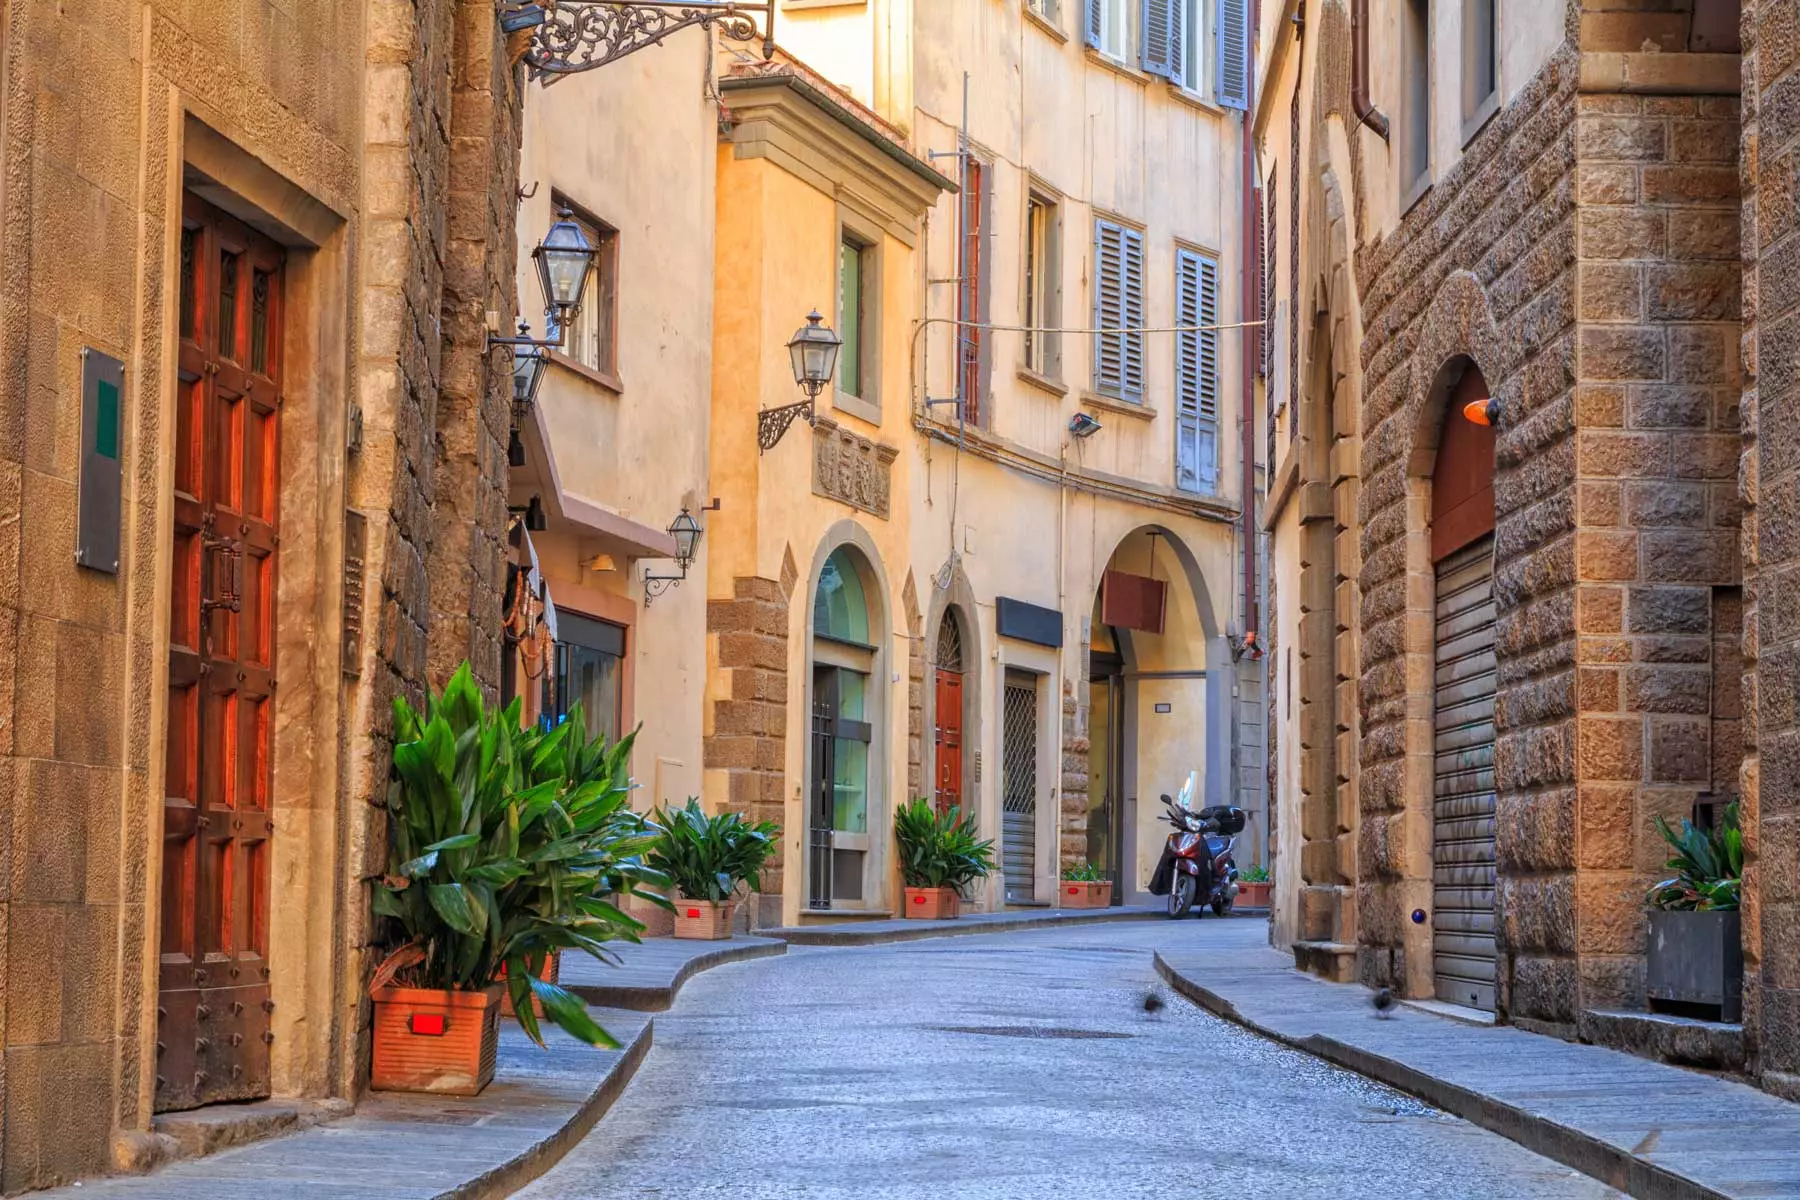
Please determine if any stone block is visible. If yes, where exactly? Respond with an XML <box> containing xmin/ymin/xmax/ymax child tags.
<box><xmin>1579</xmin><ymin>782</ymin><xmax>1637</xmax><ymax>869</ymax></box>
<box><xmin>1579</xmin><ymin>262</ymin><xmax>1644</xmax><ymax>321</ymax></box>
<box><xmin>1668</xmin><ymin>208</ymin><xmax>1741</xmax><ymax>260</ymax></box>
<box><xmin>1577</xmin><ymin>115</ymin><xmax>1669</xmax><ymax>161</ymax></box>
<box><xmin>1582</xmin><ymin>327</ymin><xmax>1668</xmax><ymax>381</ymax></box>
<box><xmin>1668</xmin><ymin>325</ymin><xmax>1738</xmax><ymax>383</ymax></box>
<box><xmin>1579</xmin><ymin>530</ymin><xmax>1641</xmax><ymax>581</ymax></box>
<box><xmin>1580</xmin><ymin>715</ymin><xmax>1645</xmax><ymax>780</ymax></box>
<box><xmin>1578</xmin><ymin>871</ymin><xmax>1648</xmax><ymax>955</ymax></box>
<box><xmin>1624</xmin><ymin>480</ymin><xmax>1709</xmax><ymax>526</ymax></box>
<box><xmin>1646</xmin><ymin>263</ymin><xmax>1742</xmax><ymax>321</ymax></box>
<box><xmin>1625</xmin><ymin>664</ymin><xmax>1713</xmax><ymax>713</ymax></box>
<box><xmin>1579</xmin><ymin>208</ymin><xmax>1666</xmax><ymax>259</ymax></box>
<box><xmin>1579</xmin><ymin>665</ymin><xmax>1623</xmax><ymax>711</ymax></box>
<box><xmin>1626</xmin><ymin>585</ymin><xmax>1711</xmax><ymax>632</ymax></box>
<box><xmin>1648</xmin><ymin>715</ymin><xmax>1711</xmax><ymax>780</ymax></box>
<box><xmin>1577</xmin><ymin>163</ymin><xmax>1639</xmax><ymax>204</ymax></box>
<box><xmin>1643</xmin><ymin>165</ymin><xmax>1741</xmax><ymax>206</ymax></box>
<box><xmin>1575</xmin><ymin>383</ymin><xmax>1628</xmax><ymax>427</ymax></box>
<box><xmin>1643</xmin><ymin>529</ymin><xmax>1739</xmax><ymax>581</ymax></box>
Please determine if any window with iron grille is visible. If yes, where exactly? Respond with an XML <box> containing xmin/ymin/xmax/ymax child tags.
<box><xmin>1092</xmin><ymin>218</ymin><xmax>1146</xmax><ymax>402</ymax></box>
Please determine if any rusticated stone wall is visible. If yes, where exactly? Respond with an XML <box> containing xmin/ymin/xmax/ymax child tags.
<box><xmin>1741</xmin><ymin>0</ymin><xmax>1800</xmax><ymax>1101</ymax></box>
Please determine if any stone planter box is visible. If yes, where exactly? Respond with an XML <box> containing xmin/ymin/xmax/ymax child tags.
<box><xmin>371</xmin><ymin>984</ymin><xmax>503</xmax><ymax>1096</ymax></box>
<box><xmin>1236</xmin><ymin>881</ymin><xmax>1272</xmax><ymax>908</ymax></box>
<box><xmin>1647</xmin><ymin>909</ymin><xmax>1743</xmax><ymax>1022</ymax></box>
<box><xmin>673</xmin><ymin>896</ymin><xmax>734</xmax><ymax>941</ymax></box>
<box><xmin>903</xmin><ymin>887</ymin><xmax>960</xmax><ymax>919</ymax></box>
<box><xmin>1059</xmin><ymin>880</ymin><xmax>1113</xmax><ymax>909</ymax></box>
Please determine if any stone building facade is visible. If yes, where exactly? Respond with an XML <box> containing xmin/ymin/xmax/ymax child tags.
<box><xmin>1262</xmin><ymin>0</ymin><xmax>1788</xmax><ymax>1091</ymax></box>
<box><xmin>0</xmin><ymin>0</ymin><xmax>525</xmax><ymax>1190</ymax></box>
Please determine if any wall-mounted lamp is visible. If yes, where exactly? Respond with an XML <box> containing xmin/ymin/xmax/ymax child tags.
<box><xmin>643</xmin><ymin>500</ymin><xmax>720</xmax><ymax>604</ymax></box>
<box><xmin>758</xmin><ymin>311</ymin><xmax>842</xmax><ymax>453</ymax></box>
<box><xmin>1069</xmin><ymin>412</ymin><xmax>1103</xmax><ymax>440</ymax></box>
<box><xmin>508</xmin><ymin>495</ymin><xmax>549</xmax><ymax>533</ymax></box>
<box><xmin>509</xmin><ymin>1</ymin><xmax>775</xmax><ymax>79</ymax></box>
<box><xmin>1462</xmin><ymin>396</ymin><xmax>1500</xmax><ymax>427</ymax></box>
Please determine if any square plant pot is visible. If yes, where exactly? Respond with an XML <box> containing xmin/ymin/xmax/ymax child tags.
<box><xmin>1648</xmin><ymin>908</ymin><xmax>1743</xmax><ymax>1022</ymax></box>
<box><xmin>371</xmin><ymin>984</ymin><xmax>504</xmax><ymax>1096</ymax></box>
<box><xmin>904</xmin><ymin>887</ymin><xmax>960</xmax><ymax>919</ymax></box>
<box><xmin>673</xmin><ymin>897</ymin><xmax>734</xmax><ymax>940</ymax></box>
<box><xmin>1237</xmin><ymin>882</ymin><xmax>1272</xmax><ymax>908</ymax></box>
<box><xmin>1059</xmin><ymin>881</ymin><xmax>1112</xmax><ymax>909</ymax></box>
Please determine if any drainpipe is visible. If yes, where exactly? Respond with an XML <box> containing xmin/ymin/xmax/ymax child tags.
<box><xmin>1352</xmin><ymin>0</ymin><xmax>1391</xmax><ymax>140</ymax></box>
<box><xmin>1241</xmin><ymin>0</ymin><xmax>1261</xmax><ymax>646</ymax></box>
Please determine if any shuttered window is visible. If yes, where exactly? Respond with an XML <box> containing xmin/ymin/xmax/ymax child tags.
<box><xmin>1175</xmin><ymin>247</ymin><xmax>1219</xmax><ymax>494</ymax></box>
<box><xmin>1142</xmin><ymin>0</ymin><xmax>1184</xmax><ymax>80</ymax></box>
<box><xmin>1217</xmin><ymin>0</ymin><xmax>1249</xmax><ymax>108</ymax></box>
<box><xmin>1092</xmin><ymin>219</ymin><xmax>1146</xmax><ymax>402</ymax></box>
<box><xmin>1085</xmin><ymin>0</ymin><xmax>1131</xmax><ymax>58</ymax></box>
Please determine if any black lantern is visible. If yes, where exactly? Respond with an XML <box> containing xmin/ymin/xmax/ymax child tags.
<box><xmin>525</xmin><ymin>495</ymin><xmax>548</xmax><ymax>532</ymax></box>
<box><xmin>507</xmin><ymin>426</ymin><xmax>527</xmax><ymax>467</ymax></box>
<box><xmin>511</xmin><ymin>321</ymin><xmax>548</xmax><ymax>406</ymax></box>
<box><xmin>786</xmin><ymin>310</ymin><xmax>842</xmax><ymax>400</ymax></box>
<box><xmin>533</xmin><ymin>206</ymin><xmax>596</xmax><ymax>318</ymax></box>
<box><xmin>668</xmin><ymin>508</ymin><xmax>703</xmax><ymax>570</ymax></box>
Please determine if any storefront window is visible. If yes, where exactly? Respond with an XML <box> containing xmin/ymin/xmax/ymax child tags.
<box><xmin>830</xmin><ymin>668</ymin><xmax>869</xmax><ymax>833</ymax></box>
<box><xmin>546</xmin><ymin>610</ymin><xmax>625</xmax><ymax>744</ymax></box>
<box><xmin>814</xmin><ymin>549</ymin><xmax>871</xmax><ymax>644</ymax></box>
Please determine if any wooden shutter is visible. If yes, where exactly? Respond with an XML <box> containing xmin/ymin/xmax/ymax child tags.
<box><xmin>1086</xmin><ymin>0</ymin><xmax>1105</xmax><ymax>46</ymax></box>
<box><xmin>1142</xmin><ymin>0</ymin><xmax>1177</xmax><ymax>77</ymax></box>
<box><xmin>1093</xmin><ymin>219</ymin><xmax>1125</xmax><ymax>396</ymax></box>
<box><xmin>1218</xmin><ymin>0</ymin><xmax>1249</xmax><ymax>108</ymax></box>
<box><xmin>1175</xmin><ymin>248</ymin><xmax>1219</xmax><ymax>495</ymax></box>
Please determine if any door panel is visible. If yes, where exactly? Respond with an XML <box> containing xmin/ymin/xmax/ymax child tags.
<box><xmin>1002</xmin><ymin>677</ymin><xmax>1039</xmax><ymax>903</ymax></box>
<box><xmin>933</xmin><ymin>669</ymin><xmax>963</xmax><ymax>816</ymax></box>
<box><xmin>158</xmin><ymin>194</ymin><xmax>283</xmax><ymax>1112</ymax></box>
<box><xmin>1432</xmin><ymin>536</ymin><xmax>1498</xmax><ymax>1012</ymax></box>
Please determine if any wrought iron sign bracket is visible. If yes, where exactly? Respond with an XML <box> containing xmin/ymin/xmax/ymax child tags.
<box><xmin>757</xmin><ymin>399</ymin><xmax>815</xmax><ymax>454</ymax></box>
<box><xmin>505</xmin><ymin>1</ymin><xmax>776</xmax><ymax>80</ymax></box>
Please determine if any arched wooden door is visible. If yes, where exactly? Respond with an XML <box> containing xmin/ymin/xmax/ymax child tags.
<box><xmin>1431</xmin><ymin>365</ymin><xmax>1498</xmax><ymax>1011</ymax></box>
<box><xmin>933</xmin><ymin>612</ymin><xmax>965</xmax><ymax>816</ymax></box>
<box><xmin>159</xmin><ymin>193</ymin><xmax>284</xmax><ymax>1110</ymax></box>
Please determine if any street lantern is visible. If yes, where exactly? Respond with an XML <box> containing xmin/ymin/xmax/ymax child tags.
<box><xmin>511</xmin><ymin>322</ymin><xmax>548</xmax><ymax>407</ymax></box>
<box><xmin>533</xmin><ymin>206</ymin><xmax>596</xmax><ymax>318</ymax></box>
<box><xmin>668</xmin><ymin>508</ymin><xmax>703</xmax><ymax>571</ymax></box>
<box><xmin>787</xmin><ymin>310</ymin><xmax>842</xmax><ymax>399</ymax></box>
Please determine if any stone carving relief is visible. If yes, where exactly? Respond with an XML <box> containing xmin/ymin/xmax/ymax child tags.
<box><xmin>812</xmin><ymin>415</ymin><xmax>898</xmax><ymax>518</ymax></box>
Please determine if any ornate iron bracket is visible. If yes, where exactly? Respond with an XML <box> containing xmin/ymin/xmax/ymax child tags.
<box><xmin>757</xmin><ymin>399</ymin><xmax>815</xmax><ymax>454</ymax></box>
<box><xmin>513</xmin><ymin>1</ymin><xmax>775</xmax><ymax>79</ymax></box>
<box><xmin>642</xmin><ymin>565</ymin><xmax>687</xmax><ymax>605</ymax></box>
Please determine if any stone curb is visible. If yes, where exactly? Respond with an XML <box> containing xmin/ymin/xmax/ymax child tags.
<box><xmin>1152</xmin><ymin>952</ymin><xmax>1731</xmax><ymax>1200</ymax></box>
<box><xmin>767</xmin><ymin>905</ymin><xmax>1200</xmax><ymax>946</ymax></box>
<box><xmin>565</xmin><ymin>938</ymin><xmax>788</xmax><ymax>1011</ymax></box>
<box><xmin>442</xmin><ymin>1018</ymin><xmax>655</xmax><ymax>1200</ymax></box>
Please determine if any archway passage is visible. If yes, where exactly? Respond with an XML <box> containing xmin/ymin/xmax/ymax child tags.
<box><xmin>933</xmin><ymin>612</ymin><xmax>965</xmax><ymax>817</ymax></box>
<box><xmin>1430</xmin><ymin>365</ymin><xmax>1498</xmax><ymax>1011</ymax></box>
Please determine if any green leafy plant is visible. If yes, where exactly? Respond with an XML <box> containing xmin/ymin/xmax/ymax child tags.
<box><xmin>1061</xmin><ymin>860</ymin><xmax>1104</xmax><ymax>882</ymax></box>
<box><xmin>893</xmin><ymin>798</ymin><xmax>996</xmax><ymax>895</ymax></box>
<box><xmin>1239</xmin><ymin>863</ymin><xmax>1270</xmax><ymax>883</ymax></box>
<box><xmin>1648</xmin><ymin>802</ymin><xmax>1742</xmax><ymax>912</ymax></box>
<box><xmin>646</xmin><ymin>799</ymin><xmax>780</xmax><ymax>903</ymax></box>
<box><xmin>371</xmin><ymin>663</ymin><xmax>669</xmax><ymax>1050</ymax></box>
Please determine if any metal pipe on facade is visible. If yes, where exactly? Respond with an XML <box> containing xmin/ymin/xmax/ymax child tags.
<box><xmin>1352</xmin><ymin>0</ymin><xmax>1391</xmax><ymax>140</ymax></box>
<box><xmin>1240</xmin><ymin>0</ymin><xmax>1261</xmax><ymax>645</ymax></box>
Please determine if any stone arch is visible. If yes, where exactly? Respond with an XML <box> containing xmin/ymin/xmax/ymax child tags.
<box><xmin>1403</xmin><ymin>272</ymin><xmax>1507</xmax><ymax>478</ymax></box>
<box><xmin>922</xmin><ymin>556</ymin><xmax>983</xmax><ymax>824</ymax></box>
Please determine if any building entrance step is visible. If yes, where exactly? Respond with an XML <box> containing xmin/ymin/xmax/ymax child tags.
<box><xmin>1580</xmin><ymin>1008</ymin><xmax>1746</xmax><ymax>1074</ymax></box>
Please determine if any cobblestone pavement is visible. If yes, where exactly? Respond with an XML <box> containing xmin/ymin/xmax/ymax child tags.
<box><xmin>513</xmin><ymin>922</ymin><xmax>1618</xmax><ymax>1199</ymax></box>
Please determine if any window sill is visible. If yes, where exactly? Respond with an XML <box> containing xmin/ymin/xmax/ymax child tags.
<box><xmin>550</xmin><ymin>352</ymin><xmax>624</xmax><ymax>396</ymax></box>
<box><xmin>1081</xmin><ymin>390</ymin><xmax>1155</xmax><ymax>420</ymax></box>
<box><xmin>1400</xmin><ymin>172</ymin><xmax>1432</xmax><ymax>218</ymax></box>
<box><xmin>1016</xmin><ymin>365</ymin><xmax>1070</xmax><ymax>397</ymax></box>
<box><xmin>1084</xmin><ymin>48</ymin><xmax>1151</xmax><ymax>87</ymax></box>
<box><xmin>1168</xmin><ymin>83</ymin><xmax>1225</xmax><ymax>117</ymax></box>
<box><xmin>1461</xmin><ymin>92</ymin><xmax>1500</xmax><ymax>149</ymax></box>
<box><xmin>1023</xmin><ymin>4</ymin><xmax>1067</xmax><ymax>42</ymax></box>
<box><xmin>831</xmin><ymin>389</ymin><xmax>882</xmax><ymax>428</ymax></box>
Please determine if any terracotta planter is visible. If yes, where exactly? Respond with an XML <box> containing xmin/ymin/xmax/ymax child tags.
<box><xmin>904</xmin><ymin>887</ymin><xmax>960</xmax><ymax>919</ymax></box>
<box><xmin>500</xmin><ymin>951</ymin><xmax>560</xmax><ymax>1019</ymax></box>
<box><xmin>371</xmin><ymin>983</ymin><xmax>504</xmax><ymax>1096</ymax></box>
<box><xmin>1059</xmin><ymin>880</ymin><xmax>1113</xmax><ymax>909</ymax></box>
<box><xmin>672</xmin><ymin>896</ymin><xmax>734</xmax><ymax>940</ymax></box>
<box><xmin>1237</xmin><ymin>881</ymin><xmax>1272</xmax><ymax>908</ymax></box>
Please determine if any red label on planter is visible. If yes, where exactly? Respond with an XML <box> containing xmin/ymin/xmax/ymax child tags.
<box><xmin>1068</xmin><ymin>886</ymin><xmax>1080</xmax><ymax>895</ymax></box>
<box><xmin>686</xmin><ymin>908</ymin><xmax>701</xmax><ymax>919</ymax></box>
<box><xmin>913</xmin><ymin>895</ymin><xmax>926</xmax><ymax>904</ymax></box>
<box><xmin>408</xmin><ymin>1013</ymin><xmax>447</xmax><ymax>1036</ymax></box>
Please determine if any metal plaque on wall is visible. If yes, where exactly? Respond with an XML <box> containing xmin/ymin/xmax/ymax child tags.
<box><xmin>76</xmin><ymin>348</ymin><xmax>125</xmax><ymax>573</ymax></box>
<box><xmin>342</xmin><ymin>509</ymin><xmax>367</xmax><ymax>677</ymax></box>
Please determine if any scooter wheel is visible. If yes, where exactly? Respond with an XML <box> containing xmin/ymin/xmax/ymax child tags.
<box><xmin>1169</xmin><ymin>874</ymin><xmax>1196</xmax><ymax>918</ymax></box>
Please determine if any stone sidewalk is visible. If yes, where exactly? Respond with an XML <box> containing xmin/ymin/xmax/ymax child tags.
<box><xmin>559</xmin><ymin>934</ymin><xmax>784</xmax><ymax>1009</ymax></box>
<box><xmin>1155</xmin><ymin>923</ymin><xmax>1800</xmax><ymax>1200</ymax></box>
<box><xmin>764</xmin><ymin>902</ymin><xmax>1173</xmax><ymax>945</ymax></box>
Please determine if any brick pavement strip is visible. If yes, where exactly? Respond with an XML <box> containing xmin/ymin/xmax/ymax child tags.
<box><xmin>1153</xmin><ymin>924</ymin><xmax>1800</xmax><ymax>1200</ymax></box>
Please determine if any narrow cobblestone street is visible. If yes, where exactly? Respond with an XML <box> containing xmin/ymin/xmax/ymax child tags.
<box><xmin>514</xmin><ymin>924</ymin><xmax>1617</xmax><ymax>1199</ymax></box>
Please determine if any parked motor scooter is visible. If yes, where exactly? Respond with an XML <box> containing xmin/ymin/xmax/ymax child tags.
<box><xmin>1146</xmin><ymin>778</ymin><xmax>1245</xmax><ymax>918</ymax></box>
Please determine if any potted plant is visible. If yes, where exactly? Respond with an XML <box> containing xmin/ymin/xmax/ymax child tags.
<box><xmin>1236</xmin><ymin>863</ymin><xmax>1272</xmax><ymax>909</ymax></box>
<box><xmin>1646</xmin><ymin>802</ymin><xmax>1744</xmax><ymax>1022</ymax></box>
<box><xmin>648</xmin><ymin>799</ymin><xmax>780</xmax><ymax>940</ymax></box>
<box><xmin>368</xmin><ymin>665</ymin><xmax>668</xmax><ymax>1095</ymax></box>
<box><xmin>1059</xmin><ymin>861</ymin><xmax>1113</xmax><ymax>909</ymax></box>
<box><xmin>894</xmin><ymin>798</ymin><xmax>996</xmax><ymax>919</ymax></box>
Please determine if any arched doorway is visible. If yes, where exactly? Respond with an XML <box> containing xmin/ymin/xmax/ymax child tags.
<box><xmin>809</xmin><ymin>545</ymin><xmax>885</xmax><ymax>910</ymax></box>
<box><xmin>933</xmin><ymin>610</ymin><xmax>966</xmax><ymax>816</ymax></box>
<box><xmin>1430</xmin><ymin>364</ymin><xmax>1498</xmax><ymax>1010</ymax></box>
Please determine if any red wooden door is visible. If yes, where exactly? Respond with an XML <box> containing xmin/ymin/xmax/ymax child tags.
<box><xmin>934</xmin><ymin>670</ymin><xmax>964</xmax><ymax>816</ymax></box>
<box><xmin>159</xmin><ymin>193</ymin><xmax>284</xmax><ymax>1112</ymax></box>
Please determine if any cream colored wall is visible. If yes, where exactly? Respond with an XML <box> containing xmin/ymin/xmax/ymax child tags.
<box><xmin>515</xmin><ymin>28</ymin><xmax>717</xmax><ymax>808</ymax></box>
<box><xmin>1270</xmin><ymin>500</ymin><xmax>1304</xmax><ymax>948</ymax></box>
<box><xmin>706</xmin><ymin>150</ymin><xmax>922</xmax><ymax>925</ymax></box>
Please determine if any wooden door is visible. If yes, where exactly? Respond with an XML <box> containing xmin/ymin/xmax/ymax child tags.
<box><xmin>933</xmin><ymin>669</ymin><xmax>963</xmax><ymax>816</ymax></box>
<box><xmin>159</xmin><ymin>193</ymin><xmax>284</xmax><ymax>1111</ymax></box>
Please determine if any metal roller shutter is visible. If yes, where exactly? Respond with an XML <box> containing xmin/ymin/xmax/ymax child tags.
<box><xmin>1002</xmin><ymin>678</ymin><xmax>1039</xmax><ymax>903</ymax></box>
<box><xmin>1433</xmin><ymin>535</ymin><xmax>1498</xmax><ymax>1011</ymax></box>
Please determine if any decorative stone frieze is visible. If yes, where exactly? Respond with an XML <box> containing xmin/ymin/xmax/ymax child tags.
<box><xmin>812</xmin><ymin>415</ymin><xmax>899</xmax><ymax>519</ymax></box>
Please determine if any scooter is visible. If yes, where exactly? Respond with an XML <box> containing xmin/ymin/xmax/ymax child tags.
<box><xmin>1147</xmin><ymin>779</ymin><xmax>1245</xmax><ymax>919</ymax></box>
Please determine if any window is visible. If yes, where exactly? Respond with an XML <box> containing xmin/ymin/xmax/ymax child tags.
<box><xmin>1027</xmin><ymin>0</ymin><xmax>1059</xmax><ymax>20</ymax></box>
<box><xmin>838</xmin><ymin>235</ymin><xmax>869</xmax><ymax>399</ymax></box>
<box><xmin>1463</xmin><ymin>0</ymin><xmax>1497</xmax><ymax>133</ymax></box>
<box><xmin>1092</xmin><ymin>218</ymin><xmax>1146</xmax><ymax>401</ymax></box>
<box><xmin>556</xmin><ymin>204</ymin><xmax>619</xmax><ymax>378</ymax></box>
<box><xmin>1178</xmin><ymin>0</ymin><xmax>1204</xmax><ymax>92</ymax></box>
<box><xmin>546</xmin><ymin>611</ymin><xmax>626</xmax><ymax>745</ymax></box>
<box><xmin>1175</xmin><ymin>247</ymin><xmax>1220</xmax><ymax>494</ymax></box>
<box><xmin>1141</xmin><ymin>0</ymin><xmax>1201</xmax><ymax>91</ymax></box>
<box><xmin>1084</xmin><ymin>0</ymin><xmax>1135</xmax><ymax>60</ymax></box>
<box><xmin>814</xmin><ymin>550</ymin><xmax>872</xmax><ymax>644</ymax></box>
<box><xmin>957</xmin><ymin>159</ymin><xmax>988</xmax><ymax>424</ymax></box>
<box><xmin>1024</xmin><ymin>191</ymin><xmax>1062</xmax><ymax>378</ymax></box>
<box><xmin>1402</xmin><ymin>0</ymin><xmax>1431</xmax><ymax>197</ymax></box>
